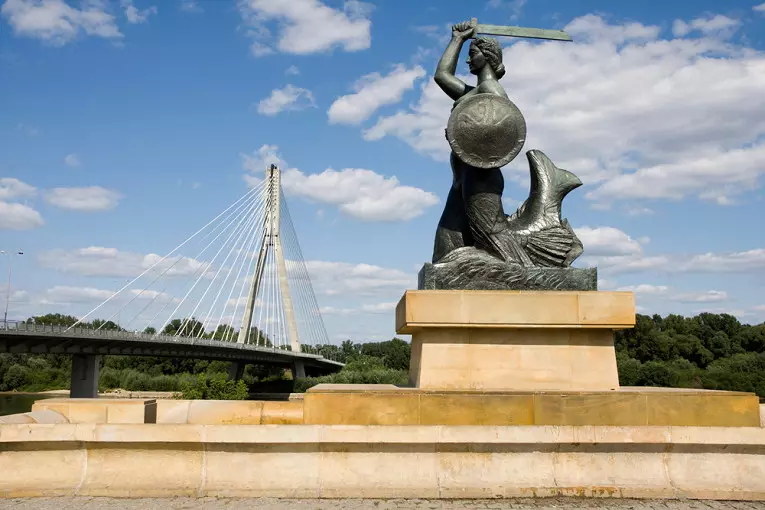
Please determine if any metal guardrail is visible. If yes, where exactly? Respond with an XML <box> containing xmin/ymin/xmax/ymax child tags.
<box><xmin>0</xmin><ymin>320</ymin><xmax>343</xmax><ymax>366</ymax></box>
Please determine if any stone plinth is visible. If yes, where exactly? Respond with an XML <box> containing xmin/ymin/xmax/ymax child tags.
<box><xmin>396</xmin><ymin>290</ymin><xmax>634</xmax><ymax>391</ymax></box>
<box><xmin>303</xmin><ymin>384</ymin><xmax>761</xmax><ymax>427</ymax></box>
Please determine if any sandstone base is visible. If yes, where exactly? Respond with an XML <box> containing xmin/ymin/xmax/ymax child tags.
<box><xmin>303</xmin><ymin>385</ymin><xmax>761</xmax><ymax>427</ymax></box>
<box><xmin>396</xmin><ymin>290</ymin><xmax>635</xmax><ymax>391</ymax></box>
<box><xmin>2</xmin><ymin>423</ymin><xmax>765</xmax><ymax>499</ymax></box>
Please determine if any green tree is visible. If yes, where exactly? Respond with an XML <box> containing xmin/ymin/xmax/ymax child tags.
<box><xmin>26</xmin><ymin>314</ymin><xmax>80</xmax><ymax>327</ymax></box>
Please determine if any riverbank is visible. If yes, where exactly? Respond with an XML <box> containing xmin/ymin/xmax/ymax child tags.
<box><xmin>0</xmin><ymin>389</ymin><xmax>177</xmax><ymax>399</ymax></box>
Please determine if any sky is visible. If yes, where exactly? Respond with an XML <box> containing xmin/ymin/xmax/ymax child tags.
<box><xmin>1</xmin><ymin>0</ymin><xmax>765</xmax><ymax>346</ymax></box>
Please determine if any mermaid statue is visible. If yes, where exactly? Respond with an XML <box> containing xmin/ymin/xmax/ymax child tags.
<box><xmin>421</xmin><ymin>21</ymin><xmax>596</xmax><ymax>291</ymax></box>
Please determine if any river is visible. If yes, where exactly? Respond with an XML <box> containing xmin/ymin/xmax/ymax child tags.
<box><xmin>0</xmin><ymin>394</ymin><xmax>55</xmax><ymax>416</ymax></box>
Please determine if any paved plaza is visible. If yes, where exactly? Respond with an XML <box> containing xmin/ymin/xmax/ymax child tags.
<box><xmin>1</xmin><ymin>499</ymin><xmax>764</xmax><ymax>510</ymax></box>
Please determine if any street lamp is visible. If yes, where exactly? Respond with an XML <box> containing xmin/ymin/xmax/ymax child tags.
<box><xmin>1</xmin><ymin>250</ymin><xmax>24</xmax><ymax>326</ymax></box>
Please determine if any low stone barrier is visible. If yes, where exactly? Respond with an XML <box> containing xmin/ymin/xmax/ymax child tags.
<box><xmin>156</xmin><ymin>400</ymin><xmax>302</xmax><ymax>424</ymax></box>
<box><xmin>30</xmin><ymin>399</ymin><xmax>303</xmax><ymax>425</ymax></box>
<box><xmin>1</xmin><ymin>424</ymin><xmax>764</xmax><ymax>499</ymax></box>
<box><xmin>0</xmin><ymin>410</ymin><xmax>68</xmax><ymax>424</ymax></box>
<box><xmin>33</xmin><ymin>398</ymin><xmax>157</xmax><ymax>424</ymax></box>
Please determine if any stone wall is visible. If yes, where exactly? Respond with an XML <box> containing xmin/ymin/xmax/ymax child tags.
<box><xmin>1</xmin><ymin>423</ymin><xmax>764</xmax><ymax>499</ymax></box>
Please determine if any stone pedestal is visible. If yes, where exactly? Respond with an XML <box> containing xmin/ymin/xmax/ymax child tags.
<box><xmin>396</xmin><ymin>290</ymin><xmax>635</xmax><ymax>391</ymax></box>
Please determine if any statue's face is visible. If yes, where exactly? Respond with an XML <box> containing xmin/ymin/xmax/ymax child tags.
<box><xmin>467</xmin><ymin>43</ymin><xmax>486</xmax><ymax>74</ymax></box>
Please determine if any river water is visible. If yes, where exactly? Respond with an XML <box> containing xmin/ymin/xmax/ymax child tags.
<box><xmin>0</xmin><ymin>394</ymin><xmax>55</xmax><ymax>416</ymax></box>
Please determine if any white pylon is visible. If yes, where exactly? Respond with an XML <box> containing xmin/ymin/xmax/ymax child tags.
<box><xmin>237</xmin><ymin>165</ymin><xmax>301</xmax><ymax>351</ymax></box>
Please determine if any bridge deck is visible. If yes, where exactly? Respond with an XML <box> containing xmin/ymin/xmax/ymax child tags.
<box><xmin>0</xmin><ymin>323</ymin><xmax>343</xmax><ymax>373</ymax></box>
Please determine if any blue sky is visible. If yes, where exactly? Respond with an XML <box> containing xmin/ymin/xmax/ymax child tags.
<box><xmin>1</xmin><ymin>0</ymin><xmax>765</xmax><ymax>345</ymax></box>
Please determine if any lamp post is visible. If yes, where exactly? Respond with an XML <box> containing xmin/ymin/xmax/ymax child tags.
<box><xmin>1</xmin><ymin>250</ymin><xmax>24</xmax><ymax>326</ymax></box>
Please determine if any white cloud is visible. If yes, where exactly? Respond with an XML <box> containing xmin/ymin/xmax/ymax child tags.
<box><xmin>38</xmin><ymin>246</ymin><xmax>211</xmax><ymax>278</ymax></box>
<box><xmin>44</xmin><ymin>186</ymin><xmax>121</xmax><ymax>211</ymax></box>
<box><xmin>617</xmin><ymin>284</ymin><xmax>669</xmax><ymax>295</ymax></box>
<box><xmin>238</xmin><ymin>0</ymin><xmax>372</xmax><ymax>56</ymax></box>
<box><xmin>363</xmin><ymin>76</ymin><xmax>452</xmax><ymax>161</ymax></box>
<box><xmin>180</xmin><ymin>0</ymin><xmax>200</xmax><ymax>13</ymax></box>
<box><xmin>64</xmin><ymin>153</ymin><xmax>81</xmax><ymax>167</ymax></box>
<box><xmin>626</xmin><ymin>206</ymin><xmax>654</xmax><ymax>216</ymax></box>
<box><xmin>256</xmin><ymin>84</ymin><xmax>316</xmax><ymax>116</ymax></box>
<box><xmin>361</xmin><ymin>301</ymin><xmax>397</xmax><ymax>313</ymax></box>
<box><xmin>0</xmin><ymin>201</ymin><xmax>44</xmax><ymax>230</ymax></box>
<box><xmin>305</xmin><ymin>260</ymin><xmax>413</xmax><ymax>296</ymax></box>
<box><xmin>242</xmin><ymin>144</ymin><xmax>439</xmax><ymax>221</ymax></box>
<box><xmin>0</xmin><ymin>177</ymin><xmax>36</xmax><ymax>200</ymax></box>
<box><xmin>16</xmin><ymin>123</ymin><xmax>39</xmax><ymax>136</ymax></box>
<box><xmin>487</xmin><ymin>0</ymin><xmax>527</xmax><ymax>20</ymax></box>
<box><xmin>121</xmin><ymin>0</ymin><xmax>155</xmax><ymax>23</ymax></box>
<box><xmin>672</xmin><ymin>15</ymin><xmax>740</xmax><ymax>38</ymax></box>
<box><xmin>285</xmin><ymin>65</ymin><xmax>300</xmax><ymax>75</ymax></box>
<box><xmin>575</xmin><ymin>226</ymin><xmax>643</xmax><ymax>256</ymax></box>
<box><xmin>320</xmin><ymin>301</ymin><xmax>397</xmax><ymax>315</ymax></box>
<box><xmin>587</xmin><ymin>145</ymin><xmax>765</xmax><ymax>205</ymax></box>
<box><xmin>1</xmin><ymin>0</ymin><xmax>122</xmax><ymax>45</ymax></box>
<box><xmin>671</xmin><ymin>290</ymin><xmax>728</xmax><ymax>303</ymax></box>
<box><xmin>42</xmin><ymin>285</ymin><xmax>115</xmax><ymax>305</ymax></box>
<box><xmin>282</xmin><ymin>167</ymin><xmax>439</xmax><ymax>221</ymax></box>
<box><xmin>574</xmin><ymin>226</ymin><xmax>670</xmax><ymax>274</ymax></box>
<box><xmin>677</xmin><ymin>249</ymin><xmax>765</xmax><ymax>273</ymax></box>
<box><xmin>756</xmin><ymin>3</ymin><xmax>765</xmax><ymax>12</ymax></box>
<box><xmin>365</xmin><ymin>14</ymin><xmax>765</xmax><ymax>206</ymax></box>
<box><xmin>328</xmin><ymin>64</ymin><xmax>426</xmax><ymax>125</ymax></box>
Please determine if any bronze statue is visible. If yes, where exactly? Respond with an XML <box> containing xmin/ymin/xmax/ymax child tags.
<box><xmin>421</xmin><ymin>20</ymin><xmax>594</xmax><ymax>291</ymax></box>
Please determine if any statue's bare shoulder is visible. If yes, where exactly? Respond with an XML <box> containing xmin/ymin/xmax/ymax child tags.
<box><xmin>477</xmin><ymin>79</ymin><xmax>508</xmax><ymax>98</ymax></box>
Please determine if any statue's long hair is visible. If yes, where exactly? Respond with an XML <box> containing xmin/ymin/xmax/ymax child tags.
<box><xmin>472</xmin><ymin>37</ymin><xmax>505</xmax><ymax>79</ymax></box>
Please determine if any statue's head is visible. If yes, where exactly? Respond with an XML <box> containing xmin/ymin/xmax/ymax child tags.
<box><xmin>468</xmin><ymin>37</ymin><xmax>505</xmax><ymax>78</ymax></box>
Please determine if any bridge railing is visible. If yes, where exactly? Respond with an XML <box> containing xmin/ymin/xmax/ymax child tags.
<box><xmin>1</xmin><ymin>320</ymin><xmax>296</xmax><ymax>352</ymax></box>
<box><xmin>0</xmin><ymin>319</ymin><xmax>344</xmax><ymax>365</ymax></box>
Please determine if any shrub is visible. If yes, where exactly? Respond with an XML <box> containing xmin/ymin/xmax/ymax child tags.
<box><xmin>176</xmin><ymin>374</ymin><xmax>248</xmax><ymax>400</ymax></box>
<box><xmin>294</xmin><ymin>368</ymin><xmax>408</xmax><ymax>393</ymax></box>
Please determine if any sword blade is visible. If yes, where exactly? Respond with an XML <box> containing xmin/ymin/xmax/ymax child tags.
<box><xmin>475</xmin><ymin>23</ymin><xmax>573</xmax><ymax>42</ymax></box>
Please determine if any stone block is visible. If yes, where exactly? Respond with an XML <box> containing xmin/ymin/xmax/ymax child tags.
<box><xmin>419</xmin><ymin>393</ymin><xmax>534</xmax><ymax>425</ymax></box>
<box><xmin>396</xmin><ymin>290</ymin><xmax>635</xmax><ymax>333</ymax></box>
<box><xmin>33</xmin><ymin>399</ymin><xmax>156</xmax><ymax>424</ymax></box>
<box><xmin>79</xmin><ymin>444</ymin><xmax>203</xmax><ymax>497</ymax></box>
<box><xmin>187</xmin><ymin>400</ymin><xmax>264</xmax><ymax>425</ymax></box>
<box><xmin>319</xmin><ymin>445</ymin><xmax>439</xmax><ymax>498</ymax></box>
<box><xmin>261</xmin><ymin>401</ymin><xmax>303</xmax><ymax>424</ymax></box>
<box><xmin>534</xmin><ymin>392</ymin><xmax>648</xmax><ymax>426</ymax></box>
<box><xmin>411</xmin><ymin>328</ymin><xmax>620</xmax><ymax>391</ymax></box>
<box><xmin>204</xmin><ymin>444</ymin><xmax>320</xmax><ymax>497</ymax></box>
<box><xmin>156</xmin><ymin>400</ymin><xmax>191</xmax><ymax>424</ymax></box>
<box><xmin>646</xmin><ymin>392</ymin><xmax>760</xmax><ymax>427</ymax></box>
<box><xmin>304</xmin><ymin>390</ymin><xmax>420</xmax><ymax>425</ymax></box>
<box><xmin>302</xmin><ymin>386</ymin><xmax>761</xmax><ymax>427</ymax></box>
<box><xmin>0</xmin><ymin>448</ymin><xmax>85</xmax><ymax>497</ymax></box>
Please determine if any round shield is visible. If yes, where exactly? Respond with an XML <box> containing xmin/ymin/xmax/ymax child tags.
<box><xmin>446</xmin><ymin>93</ymin><xmax>527</xmax><ymax>169</ymax></box>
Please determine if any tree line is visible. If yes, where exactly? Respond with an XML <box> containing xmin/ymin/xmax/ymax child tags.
<box><xmin>1</xmin><ymin>312</ymin><xmax>763</xmax><ymax>399</ymax></box>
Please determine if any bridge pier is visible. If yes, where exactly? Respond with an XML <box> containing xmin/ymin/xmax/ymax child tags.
<box><xmin>291</xmin><ymin>360</ymin><xmax>306</xmax><ymax>380</ymax></box>
<box><xmin>71</xmin><ymin>354</ymin><xmax>101</xmax><ymax>398</ymax></box>
<box><xmin>228</xmin><ymin>361</ymin><xmax>245</xmax><ymax>381</ymax></box>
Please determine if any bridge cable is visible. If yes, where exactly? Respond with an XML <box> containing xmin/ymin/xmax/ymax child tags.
<box><xmin>66</xmin><ymin>180</ymin><xmax>267</xmax><ymax>331</ymax></box>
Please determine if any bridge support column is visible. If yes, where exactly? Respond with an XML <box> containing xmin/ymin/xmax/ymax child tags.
<box><xmin>228</xmin><ymin>361</ymin><xmax>245</xmax><ymax>381</ymax></box>
<box><xmin>71</xmin><ymin>354</ymin><xmax>101</xmax><ymax>398</ymax></box>
<box><xmin>291</xmin><ymin>360</ymin><xmax>306</xmax><ymax>380</ymax></box>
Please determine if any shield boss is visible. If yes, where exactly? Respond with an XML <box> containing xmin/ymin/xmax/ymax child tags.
<box><xmin>447</xmin><ymin>93</ymin><xmax>526</xmax><ymax>169</ymax></box>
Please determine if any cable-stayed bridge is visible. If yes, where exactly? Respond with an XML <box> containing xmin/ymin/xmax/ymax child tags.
<box><xmin>0</xmin><ymin>165</ymin><xmax>343</xmax><ymax>397</ymax></box>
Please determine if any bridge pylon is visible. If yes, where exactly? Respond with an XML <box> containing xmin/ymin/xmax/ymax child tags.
<box><xmin>238</xmin><ymin>165</ymin><xmax>300</xmax><ymax>352</ymax></box>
